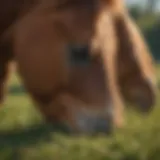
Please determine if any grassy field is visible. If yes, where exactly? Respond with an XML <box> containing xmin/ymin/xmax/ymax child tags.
<box><xmin>0</xmin><ymin>65</ymin><xmax>160</xmax><ymax>160</ymax></box>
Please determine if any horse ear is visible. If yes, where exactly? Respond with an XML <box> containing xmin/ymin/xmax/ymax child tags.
<box><xmin>104</xmin><ymin>0</ymin><xmax>125</xmax><ymax>5</ymax></box>
<box><xmin>104</xmin><ymin>0</ymin><xmax>126</xmax><ymax>13</ymax></box>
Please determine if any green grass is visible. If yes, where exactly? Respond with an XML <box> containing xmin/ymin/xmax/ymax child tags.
<box><xmin>1</xmin><ymin>66</ymin><xmax>160</xmax><ymax>160</ymax></box>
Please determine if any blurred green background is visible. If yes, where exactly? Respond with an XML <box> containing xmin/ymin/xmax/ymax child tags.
<box><xmin>1</xmin><ymin>1</ymin><xmax>160</xmax><ymax>160</ymax></box>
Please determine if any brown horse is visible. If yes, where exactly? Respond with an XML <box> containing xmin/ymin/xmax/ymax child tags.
<box><xmin>0</xmin><ymin>0</ymin><xmax>157</xmax><ymax>134</ymax></box>
<box><xmin>53</xmin><ymin>15</ymin><xmax>157</xmax><ymax>133</ymax></box>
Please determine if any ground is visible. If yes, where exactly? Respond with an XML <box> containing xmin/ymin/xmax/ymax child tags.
<box><xmin>0</xmin><ymin>64</ymin><xmax>160</xmax><ymax>160</ymax></box>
